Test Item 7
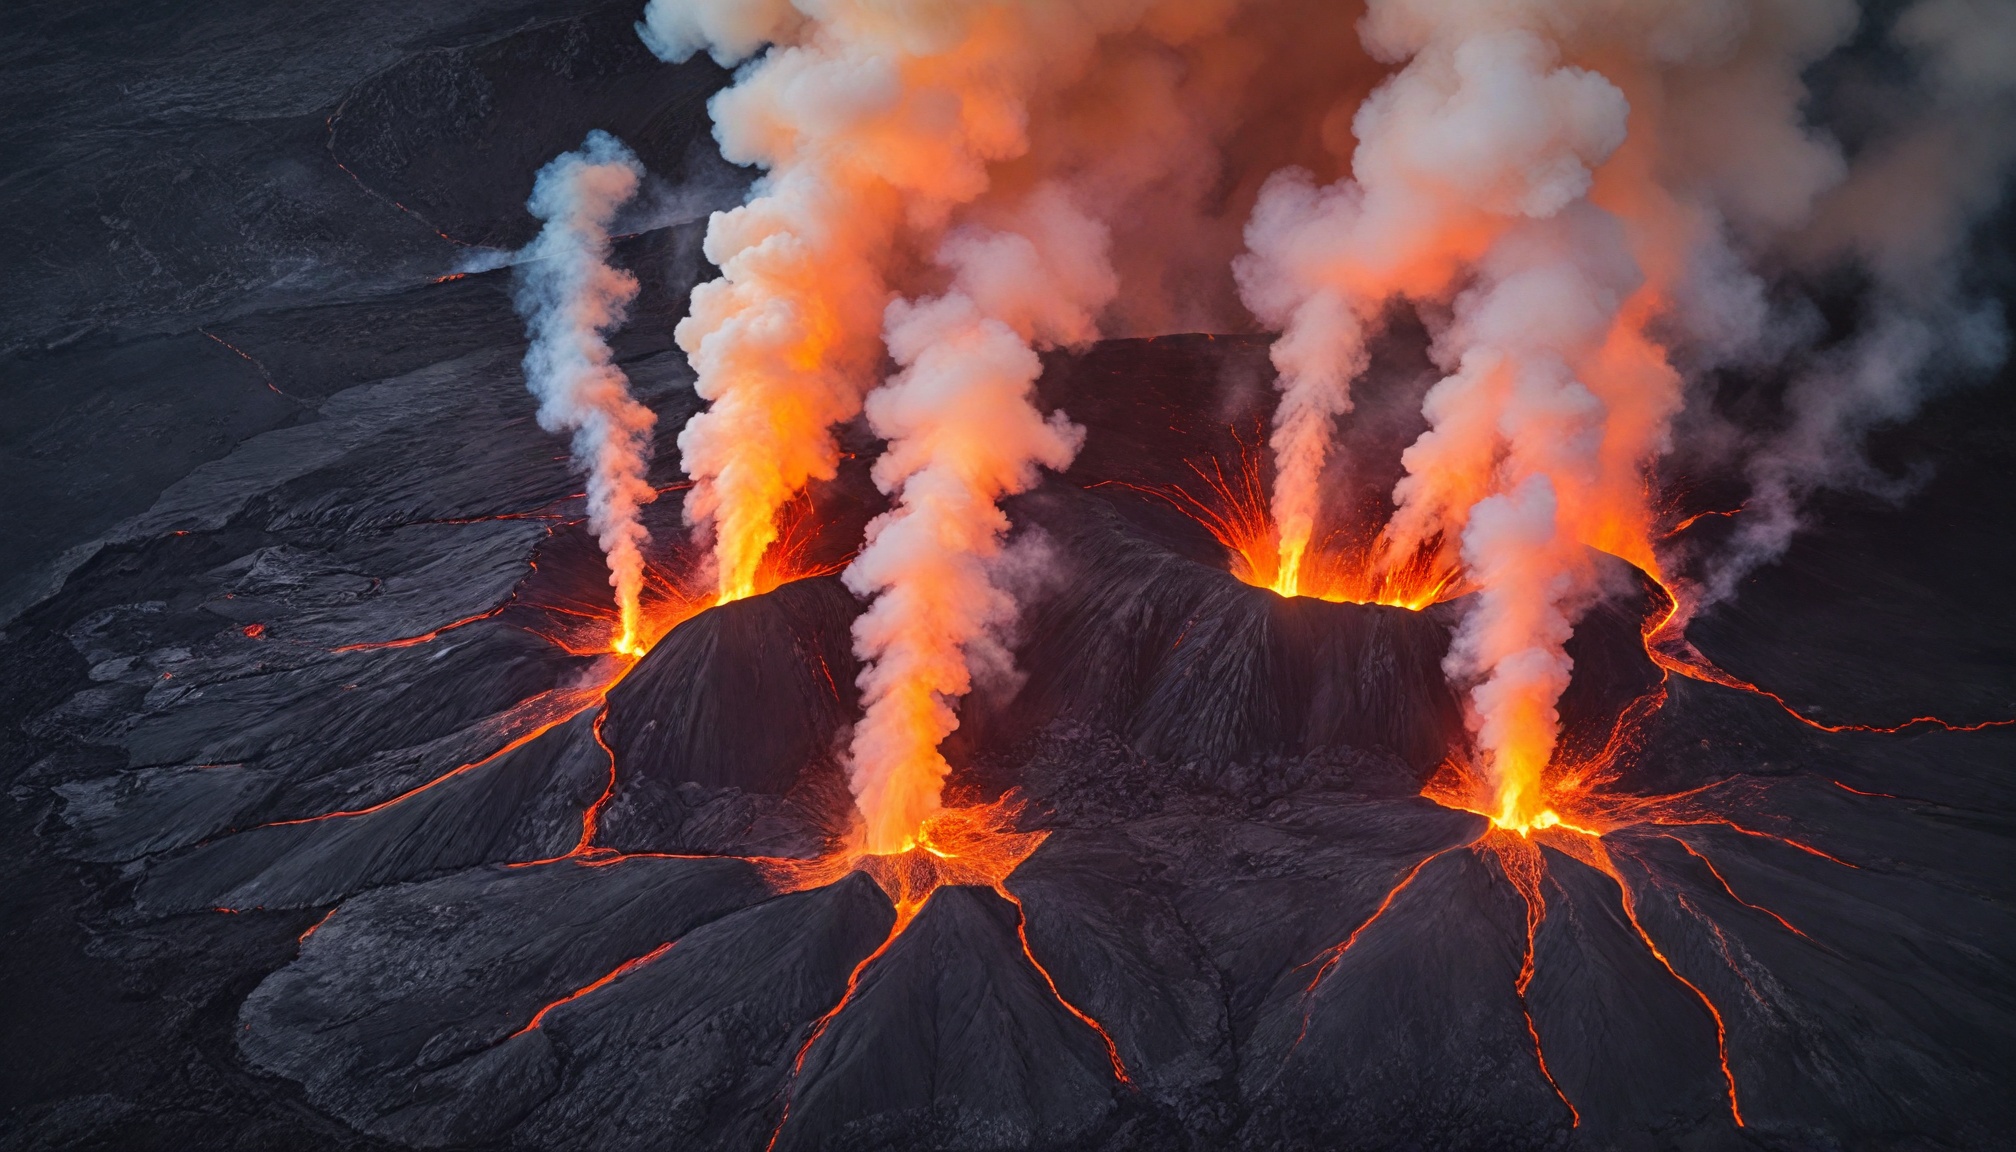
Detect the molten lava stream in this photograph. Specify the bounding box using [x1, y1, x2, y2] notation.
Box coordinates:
[1482, 830, 1580, 1127]
[1289, 841, 1477, 1055]
[758, 797, 1130, 1152]
[328, 603, 511, 653]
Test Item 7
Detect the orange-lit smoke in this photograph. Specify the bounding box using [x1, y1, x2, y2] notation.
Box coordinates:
[644, 0, 1368, 852]
[516, 131, 658, 656]
[1239, 1, 1880, 830]
[647, 0, 1404, 609]
[845, 190, 1112, 852]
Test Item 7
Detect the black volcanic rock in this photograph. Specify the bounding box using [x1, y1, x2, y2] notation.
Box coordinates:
[1006, 830, 1235, 1125]
[981, 491, 1462, 774]
[604, 576, 860, 796]
[325, 5, 736, 250]
[777, 884, 1122, 1152]
[514, 873, 898, 1152]
[1236, 848, 1568, 1151]
[595, 575, 864, 855]
[239, 854, 776, 1145]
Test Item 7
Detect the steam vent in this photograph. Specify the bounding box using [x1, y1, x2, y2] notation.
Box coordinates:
[7, 3, 2016, 1150]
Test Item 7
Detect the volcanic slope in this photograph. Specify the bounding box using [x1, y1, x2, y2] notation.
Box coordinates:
[6, 296, 2013, 1150]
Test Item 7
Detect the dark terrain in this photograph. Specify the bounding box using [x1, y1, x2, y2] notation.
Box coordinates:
[4, 4, 2015, 1151]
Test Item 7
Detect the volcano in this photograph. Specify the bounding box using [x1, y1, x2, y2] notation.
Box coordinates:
[6, 4, 2016, 1152]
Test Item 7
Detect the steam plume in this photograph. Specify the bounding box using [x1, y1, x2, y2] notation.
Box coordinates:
[645, 0, 2014, 845]
[642, 0, 1259, 851]
[1234, 0, 1994, 828]
[845, 189, 1112, 853]
[644, 0, 1398, 605]
[515, 131, 656, 656]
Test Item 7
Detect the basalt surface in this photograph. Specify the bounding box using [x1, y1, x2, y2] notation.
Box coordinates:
[5, 6, 2016, 1152]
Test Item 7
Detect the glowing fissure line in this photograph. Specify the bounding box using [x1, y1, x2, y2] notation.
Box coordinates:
[765, 919, 906, 1152]
[762, 876, 1132, 1152]
[809, 651, 840, 701]
[1604, 857, 1745, 1128]
[509, 706, 620, 869]
[509, 941, 675, 1038]
[1290, 840, 1476, 1054]
[256, 692, 600, 829]
[1662, 507, 1740, 538]
[1648, 818, 1856, 869]
[296, 908, 337, 946]
[1656, 834, 1813, 941]
[1832, 780, 1907, 801]
[1520, 995, 1577, 1128]
[324, 100, 480, 250]
[329, 603, 510, 652]
[1491, 838, 1580, 1127]
[1000, 886, 1132, 1085]
[1678, 893, 1767, 1006]
[199, 330, 288, 398]
[1649, 645, 2015, 736]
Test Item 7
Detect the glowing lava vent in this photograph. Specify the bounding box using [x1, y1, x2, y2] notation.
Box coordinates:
[1105, 437, 1461, 610]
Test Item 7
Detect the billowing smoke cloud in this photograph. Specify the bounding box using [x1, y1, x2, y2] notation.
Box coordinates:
[640, 0, 1370, 851]
[514, 130, 657, 656]
[642, 0, 2013, 844]
[643, 0, 1397, 607]
[845, 188, 1113, 853]
[1707, 0, 2016, 605]
[1235, 0, 2013, 828]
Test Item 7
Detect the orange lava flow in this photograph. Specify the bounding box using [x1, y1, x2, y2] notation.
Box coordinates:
[1092, 438, 1460, 611]
[509, 941, 675, 1038]
[1656, 834, 1812, 941]
[506, 705, 627, 871]
[1420, 733, 1850, 1131]
[1001, 886, 1132, 1084]
[199, 329, 288, 398]
[759, 796, 1129, 1151]
[1604, 846, 1744, 1126]
[716, 489, 853, 609]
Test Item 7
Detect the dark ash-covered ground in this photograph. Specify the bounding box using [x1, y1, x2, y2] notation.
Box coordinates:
[4, 5, 2015, 1151]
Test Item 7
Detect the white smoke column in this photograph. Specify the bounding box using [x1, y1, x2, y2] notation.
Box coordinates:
[639, 0, 1079, 605]
[1235, 0, 1878, 825]
[1236, 27, 1628, 593]
[1238, 16, 1643, 825]
[845, 189, 1115, 853]
[641, 0, 1308, 606]
[1413, 207, 1647, 827]
[515, 130, 657, 656]
[639, 0, 1277, 853]
[643, 0, 900, 604]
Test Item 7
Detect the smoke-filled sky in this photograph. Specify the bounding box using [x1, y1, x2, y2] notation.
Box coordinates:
[610, 0, 2016, 847]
